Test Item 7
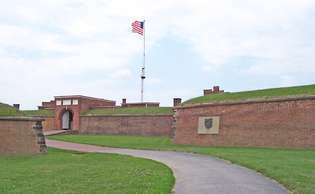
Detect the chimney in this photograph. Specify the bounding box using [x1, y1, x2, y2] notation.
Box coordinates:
[173, 98, 182, 107]
[213, 86, 220, 93]
[13, 104, 20, 110]
[122, 98, 127, 107]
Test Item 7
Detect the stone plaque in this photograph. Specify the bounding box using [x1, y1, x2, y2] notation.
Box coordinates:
[198, 116, 220, 134]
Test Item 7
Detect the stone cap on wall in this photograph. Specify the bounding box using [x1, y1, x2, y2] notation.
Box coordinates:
[177, 95, 315, 109]
[0, 116, 45, 121]
[81, 114, 173, 117]
[54, 95, 115, 103]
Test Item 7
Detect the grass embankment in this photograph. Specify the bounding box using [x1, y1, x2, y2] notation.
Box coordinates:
[82, 107, 173, 116]
[50, 135, 315, 194]
[0, 103, 171, 117]
[21, 109, 54, 117]
[184, 84, 315, 105]
[0, 148, 174, 194]
[0, 102, 54, 117]
[0, 103, 21, 116]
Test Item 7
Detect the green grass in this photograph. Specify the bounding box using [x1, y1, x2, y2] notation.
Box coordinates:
[184, 84, 315, 104]
[50, 134, 315, 194]
[21, 109, 54, 117]
[0, 103, 172, 117]
[0, 103, 21, 116]
[0, 148, 174, 194]
[0, 102, 54, 117]
[82, 107, 173, 116]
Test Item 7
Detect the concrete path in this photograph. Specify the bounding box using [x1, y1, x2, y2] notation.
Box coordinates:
[47, 139, 289, 194]
[44, 130, 68, 136]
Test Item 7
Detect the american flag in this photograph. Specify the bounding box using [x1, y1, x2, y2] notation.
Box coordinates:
[131, 20, 144, 35]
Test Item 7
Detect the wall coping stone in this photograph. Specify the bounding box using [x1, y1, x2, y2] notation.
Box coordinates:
[81, 114, 173, 117]
[177, 95, 315, 109]
[0, 116, 45, 121]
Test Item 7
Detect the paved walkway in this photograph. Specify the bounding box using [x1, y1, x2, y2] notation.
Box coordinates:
[47, 139, 289, 194]
[44, 130, 68, 136]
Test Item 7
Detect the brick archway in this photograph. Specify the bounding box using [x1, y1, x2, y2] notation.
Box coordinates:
[60, 109, 73, 130]
[55, 107, 80, 130]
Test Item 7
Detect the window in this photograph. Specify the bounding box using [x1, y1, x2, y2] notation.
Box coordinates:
[56, 100, 62, 106]
[72, 99, 79, 105]
[63, 99, 71, 105]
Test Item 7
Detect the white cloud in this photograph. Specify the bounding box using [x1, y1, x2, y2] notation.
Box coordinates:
[0, 0, 315, 108]
[172, 0, 315, 70]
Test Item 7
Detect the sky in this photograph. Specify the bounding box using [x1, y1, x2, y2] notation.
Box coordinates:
[0, 0, 315, 109]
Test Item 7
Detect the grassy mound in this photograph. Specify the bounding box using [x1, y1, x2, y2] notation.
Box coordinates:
[184, 84, 315, 105]
[0, 103, 21, 116]
[0, 148, 174, 194]
[82, 107, 173, 116]
[0, 102, 54, 117]
[1, 103, 171, 117]
[21, 109, 54, 117]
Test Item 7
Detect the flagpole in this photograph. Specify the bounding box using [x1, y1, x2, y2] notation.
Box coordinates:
[141, 20, 146, 103]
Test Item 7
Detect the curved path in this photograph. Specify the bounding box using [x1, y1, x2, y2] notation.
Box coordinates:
[47, 140, 289, 194]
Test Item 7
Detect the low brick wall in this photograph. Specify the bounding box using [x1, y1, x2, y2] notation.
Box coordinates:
[0, 117, 47, 154]
[42, 116, 56, 131]
[79, 115, 173, 136]
[174, 97, 315, 148]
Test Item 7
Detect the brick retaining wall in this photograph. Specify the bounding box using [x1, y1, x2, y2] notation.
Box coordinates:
[42, 116, 56, 131]
[0, 117, 47, 154]
[174, 97, 315, 148]
[79, 115, 173, 136]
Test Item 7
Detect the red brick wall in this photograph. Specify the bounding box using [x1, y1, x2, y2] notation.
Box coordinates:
[174, 97, 315, 148]
[41, 101, 56, 109]
[0, 117, 47, 154]
[52, 97, 115, 130]
[55, 105, 80, 130]
[80, 98, 115, 112]
[124, 103, 160, 108]
[42, 117, 56, 131]
[79, 115, 173, 136]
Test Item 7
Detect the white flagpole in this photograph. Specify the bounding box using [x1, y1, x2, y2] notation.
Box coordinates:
[141, 20, 146, 103]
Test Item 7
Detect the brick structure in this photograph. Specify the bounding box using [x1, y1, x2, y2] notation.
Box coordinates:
[204, 86, 224, 96]
[34, 87, 315, 148]
[173, 98, 182, 107]
[40, 95, 115, 130]
[80, 115, 173, 136]
[173, 96, 315, 148]
[39, 95, 165, 132]
[0, 117, 47, 154]
[121, 98, 160, 108]
[13, 104, 20, 110]
[38, 100, 56, 110]
[41, 116, 56, 131]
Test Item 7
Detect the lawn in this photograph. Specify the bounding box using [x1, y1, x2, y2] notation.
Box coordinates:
[0, 148, 174, 194]
[184, 84, 315, 105]
[82, 107, 173, 116]
[50, 134, 315, 194]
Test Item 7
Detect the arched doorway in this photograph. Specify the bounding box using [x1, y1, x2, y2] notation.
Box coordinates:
[62, 110, 73, 130]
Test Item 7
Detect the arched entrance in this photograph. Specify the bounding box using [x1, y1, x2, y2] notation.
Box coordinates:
[61, 110, 73, 130]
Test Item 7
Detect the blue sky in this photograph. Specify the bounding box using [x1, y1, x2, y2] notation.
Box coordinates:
[0, 0, 315, 109]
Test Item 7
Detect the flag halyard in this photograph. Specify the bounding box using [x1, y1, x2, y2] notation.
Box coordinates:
[131, 20, 146, 102]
